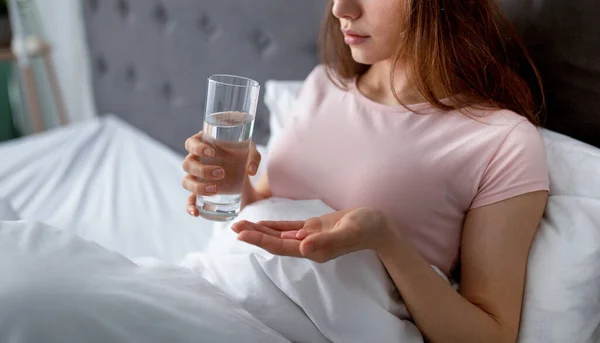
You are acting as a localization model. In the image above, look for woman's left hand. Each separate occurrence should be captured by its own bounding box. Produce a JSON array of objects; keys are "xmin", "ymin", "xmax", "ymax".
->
[{"xmin": 231, "ymin": 208, "xmax": 394, "ymax": 263}]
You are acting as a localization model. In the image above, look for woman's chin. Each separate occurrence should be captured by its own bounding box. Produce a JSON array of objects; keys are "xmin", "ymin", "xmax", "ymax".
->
[{"xmin": 349, "ymin": 49, "xmax": 380, "ymax": 66}]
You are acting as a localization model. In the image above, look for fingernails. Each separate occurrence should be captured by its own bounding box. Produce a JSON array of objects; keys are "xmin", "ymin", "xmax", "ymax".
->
[
  {"xmin": 204, "ymin": 148, "xmax": 215, "ymax": 157},
  {"xmin": 212, "ymin": 168, "xmax": 224, "ymax": 178},
  {"xmin": 205, "ymin": 184, "xmax": 217, "ymax": 193},
  {"xmin": 187, "ymin": 206, "xmax": 196, "ymax": 216},
  {"xmin": 281, "ymin": 231, "xmax": 300, "ymax": 239},
  {"xmin": 296, "ymin": 229, "xmax": 308, "ymax": 240},
  {"xmin": 248, "ymin": 164, "xmax": 258, "ymax": 175}
]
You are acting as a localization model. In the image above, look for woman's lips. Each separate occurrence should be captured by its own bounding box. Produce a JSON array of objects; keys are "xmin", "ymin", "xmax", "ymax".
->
[{"xmin": 343, "ymin": 31, "xmax": 370, "ymax": 45}]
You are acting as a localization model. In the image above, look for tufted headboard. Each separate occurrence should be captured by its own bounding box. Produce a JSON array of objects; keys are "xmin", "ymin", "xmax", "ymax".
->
[
  {"xmin": 82, "ymin": 0, "xmax": 325, "ymax": 153},
  {"xmin": 83, "ymin": 0, "xmax": 600, "ymax": 151}
]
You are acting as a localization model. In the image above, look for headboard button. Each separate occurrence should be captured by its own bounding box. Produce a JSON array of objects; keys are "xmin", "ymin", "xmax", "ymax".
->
[
  {"xmin": 89, "ymin": 0, "xmax": 99, "ymax": 13},
  {"xmin": 161, "ymin": 82, "xmax": 173, "ymax": 101},
  {"xmin": 250, "ymin": 29, "xmax": 272, "ymax": 55},
  {"xmin": 153, "ymin": 3, "xmax": 169, "ymax": 29},
  {"xmin": 95, "ymin": 55, "xmax": 108, "ymax": 75},
  {"xmin": 197, "ymin": 13, "xmax": 217, "ymax": 37},
  {"xmin": 117, "ymin": 0, "xmax": 130, "ymax": 20},
  {"xmin": 125, "ymin": 65, "xmax": 137, "ymax": 84}
]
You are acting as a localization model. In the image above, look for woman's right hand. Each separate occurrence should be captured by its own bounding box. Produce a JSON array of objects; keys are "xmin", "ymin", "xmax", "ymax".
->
[{"xmin": 181, "ymin": 131, "xmax": 262, "ymax": 217}]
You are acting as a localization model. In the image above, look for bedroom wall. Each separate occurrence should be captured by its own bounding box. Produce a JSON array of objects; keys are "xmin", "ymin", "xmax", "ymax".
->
[{"xmin": 34, "ymin": 0, "xmax": 96, "ymax": 123}]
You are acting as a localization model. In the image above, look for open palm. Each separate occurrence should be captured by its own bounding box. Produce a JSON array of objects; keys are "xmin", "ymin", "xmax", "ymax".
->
[{"xmin": 231, "ymin": 207, "xmax": 390, "ymax": 263}]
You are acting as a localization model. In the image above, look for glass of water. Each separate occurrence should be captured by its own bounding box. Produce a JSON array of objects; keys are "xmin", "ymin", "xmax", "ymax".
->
[{"xmin": 196, "ymin": 74, "xmax": 260, "ymax": 222}]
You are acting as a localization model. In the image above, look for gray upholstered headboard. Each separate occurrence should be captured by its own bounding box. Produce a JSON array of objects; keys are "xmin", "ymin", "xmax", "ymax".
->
[
  {"xmin": 82, "ymin": 0, "xmax": 325, "ymax": 153},
  {"xmin": 83, "ymin": 0, "xmax": 600, "ymax": 150}
]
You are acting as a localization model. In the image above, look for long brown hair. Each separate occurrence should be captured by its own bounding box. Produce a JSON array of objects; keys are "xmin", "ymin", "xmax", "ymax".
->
[{"xmin": 320, "ymin": 0, "xmax": 545, "ymax": 125}]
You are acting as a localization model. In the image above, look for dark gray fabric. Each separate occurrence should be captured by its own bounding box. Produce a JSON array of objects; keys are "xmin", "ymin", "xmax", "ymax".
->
[
  {"xmin": 82, "ymin": 0, "xmax": 324, "ymax": 153},
  {"xmin": 499, "ymin": 0, "xmax": 600, "ymax": 147}
]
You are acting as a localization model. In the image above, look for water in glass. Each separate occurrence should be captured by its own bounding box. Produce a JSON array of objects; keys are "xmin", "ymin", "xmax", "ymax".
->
[{"xmin": 196, "ymin": 111, "xmax": 254, "ymax": 221}]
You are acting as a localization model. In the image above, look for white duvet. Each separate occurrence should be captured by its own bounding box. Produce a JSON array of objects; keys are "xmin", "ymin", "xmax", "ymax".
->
[
  {"xmin": 0, "ymin": 221, "xmax": 286, "ymax": 343},
  {"xmin": 0, "ymin": 199, "xmax": 430, "ymax": 343}
]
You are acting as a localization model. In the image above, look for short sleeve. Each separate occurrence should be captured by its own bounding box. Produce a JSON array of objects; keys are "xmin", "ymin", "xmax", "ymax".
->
[{"xmin": 470, "ymin": 120, "xmax": 550, "ymax": 209}]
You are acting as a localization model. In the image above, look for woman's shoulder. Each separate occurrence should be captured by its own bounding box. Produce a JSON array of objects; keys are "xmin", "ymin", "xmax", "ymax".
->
[
  {"xmin": 459, "ymin": 106, "xmax": 531, "ymax": 127},
  {"xmin": 468, "ymin": 109, "xmax": 549, "ymax": 209},
  {"xmin": 304, "ymin": 64, "xmax": 330, "ymax": 85},
  {"xmin": 454, "ymin": 106, "xmax": 546, "ymax": 161},
  {"xmin": 302, "ymin": 64, "xmax": 353, "ymax": 92},
  {"xmin": 295, "ymin": 65, "xmax": 348, "ymax": 109},
  {"xmin": 457, "ymin": 106, "xmax": 541, "ymax": 140}
]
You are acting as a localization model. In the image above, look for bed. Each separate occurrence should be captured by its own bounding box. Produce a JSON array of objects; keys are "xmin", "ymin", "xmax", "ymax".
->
[{"xmin": 0, "ymin": 0, "xmax": 599, "ymax": 342}]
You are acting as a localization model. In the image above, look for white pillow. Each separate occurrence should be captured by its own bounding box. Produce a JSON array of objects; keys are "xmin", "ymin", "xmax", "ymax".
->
[
  {"xmin": 264, "ymin": 79, "xmax": 600, "ymax": 342},
  {"xmin": 255, "ymin": 80, "xmax": 303, "ymax": 185},
  {"xmin": 519, "ymin": 131, "xmax": 600, "ymax": 343},
  {"xmin": 264, "ymin": 80, "xmax": 304, "ymax": 151},
  {"xmin": 0, "ymin": 199, "xmax": 19, "ymax": 221}
]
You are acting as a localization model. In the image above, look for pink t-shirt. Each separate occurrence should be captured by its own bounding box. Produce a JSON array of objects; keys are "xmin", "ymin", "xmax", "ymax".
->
[{"xmin": 267, "ymin": 65, "xmax": 549, "ymax": 276}]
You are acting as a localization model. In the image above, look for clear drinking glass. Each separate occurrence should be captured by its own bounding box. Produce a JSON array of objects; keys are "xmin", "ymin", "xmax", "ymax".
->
[{"xmin": 196, "ymin": 75, "xmax": 260, "ymax": 222}]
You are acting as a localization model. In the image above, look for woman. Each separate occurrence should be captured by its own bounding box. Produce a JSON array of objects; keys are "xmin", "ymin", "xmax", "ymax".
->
[{"xmin": 182, "ymin": 0, "xmax": 549, "ymax": 341}]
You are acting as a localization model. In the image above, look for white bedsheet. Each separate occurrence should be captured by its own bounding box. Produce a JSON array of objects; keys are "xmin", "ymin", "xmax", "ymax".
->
[{"xmin": 0, "ymin": 115, "xmax": 214, "ymax": 262}]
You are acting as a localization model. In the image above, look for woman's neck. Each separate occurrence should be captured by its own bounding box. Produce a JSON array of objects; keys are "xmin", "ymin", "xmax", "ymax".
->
[{"xmin": 357, "ymin": 60, "xmax": 435, "ymax": 106}]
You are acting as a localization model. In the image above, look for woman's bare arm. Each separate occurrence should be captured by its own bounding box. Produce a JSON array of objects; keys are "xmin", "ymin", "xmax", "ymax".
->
[
  {"xmin": 377, "ymin": 191, "xmax": 548, "ymax": 343},
  {"xmin": 242, "ymin": 172, "xmax": 272, "ymax": 208}
]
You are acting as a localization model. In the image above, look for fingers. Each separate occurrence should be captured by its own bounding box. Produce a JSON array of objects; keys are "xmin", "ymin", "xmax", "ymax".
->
[
  {"xmin": 185, "ymin": 132, "xmax": 216, "ymax": 157},
  {"xmin": 187, "ymin": 193, "xmax": 199, "ymax": 217},
  {"xmin": 299, "ymin": 234, "xmax": 342, "ymax": 263},
  {"xmin": 295, "ymin": 217, "xmax": 323, "ymax": 239},
  {"xmin": 236, "ymin": 221, "xmax": 304, "ymax": 240},
  {"xmin": 300, "ymin": 219, "xmax": 361, "ymax": 260},
  {"xmin": 257, "ymin": 219, "xmax": 320, "ymax": 240},
  {"xmin": 246, "ymin": 141, "xmax": 262, "ymax": 176},
  {"xmin": 182, "ymin": 154, "xmax": 225, "ymax": 180},
  {"xmin": 237, "ymin": 230, "xmax": 302, "ymax": 257},
  {"xmin": 280, "ymin": 231, "xmax": 301, "ymax": 239},
  {"xmin": 231, "ymin": 220, "xmax": 281, "ymax": 237},
  {"xmin": 181, "ymin": 174, "xmax": 218, "ymax": 196},
  {"xmin": 257, "ymin": 221, "xmax": 305, "ymax": 232},
  {"xmin": 183, "ymin": 131, "xmax": 218, "ymax": 216}
]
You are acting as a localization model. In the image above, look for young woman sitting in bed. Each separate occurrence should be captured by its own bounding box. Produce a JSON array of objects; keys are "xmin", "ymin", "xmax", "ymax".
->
[{"xmin": 182, "ymin": 0, "xmax": 549, "ymax": 341}]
